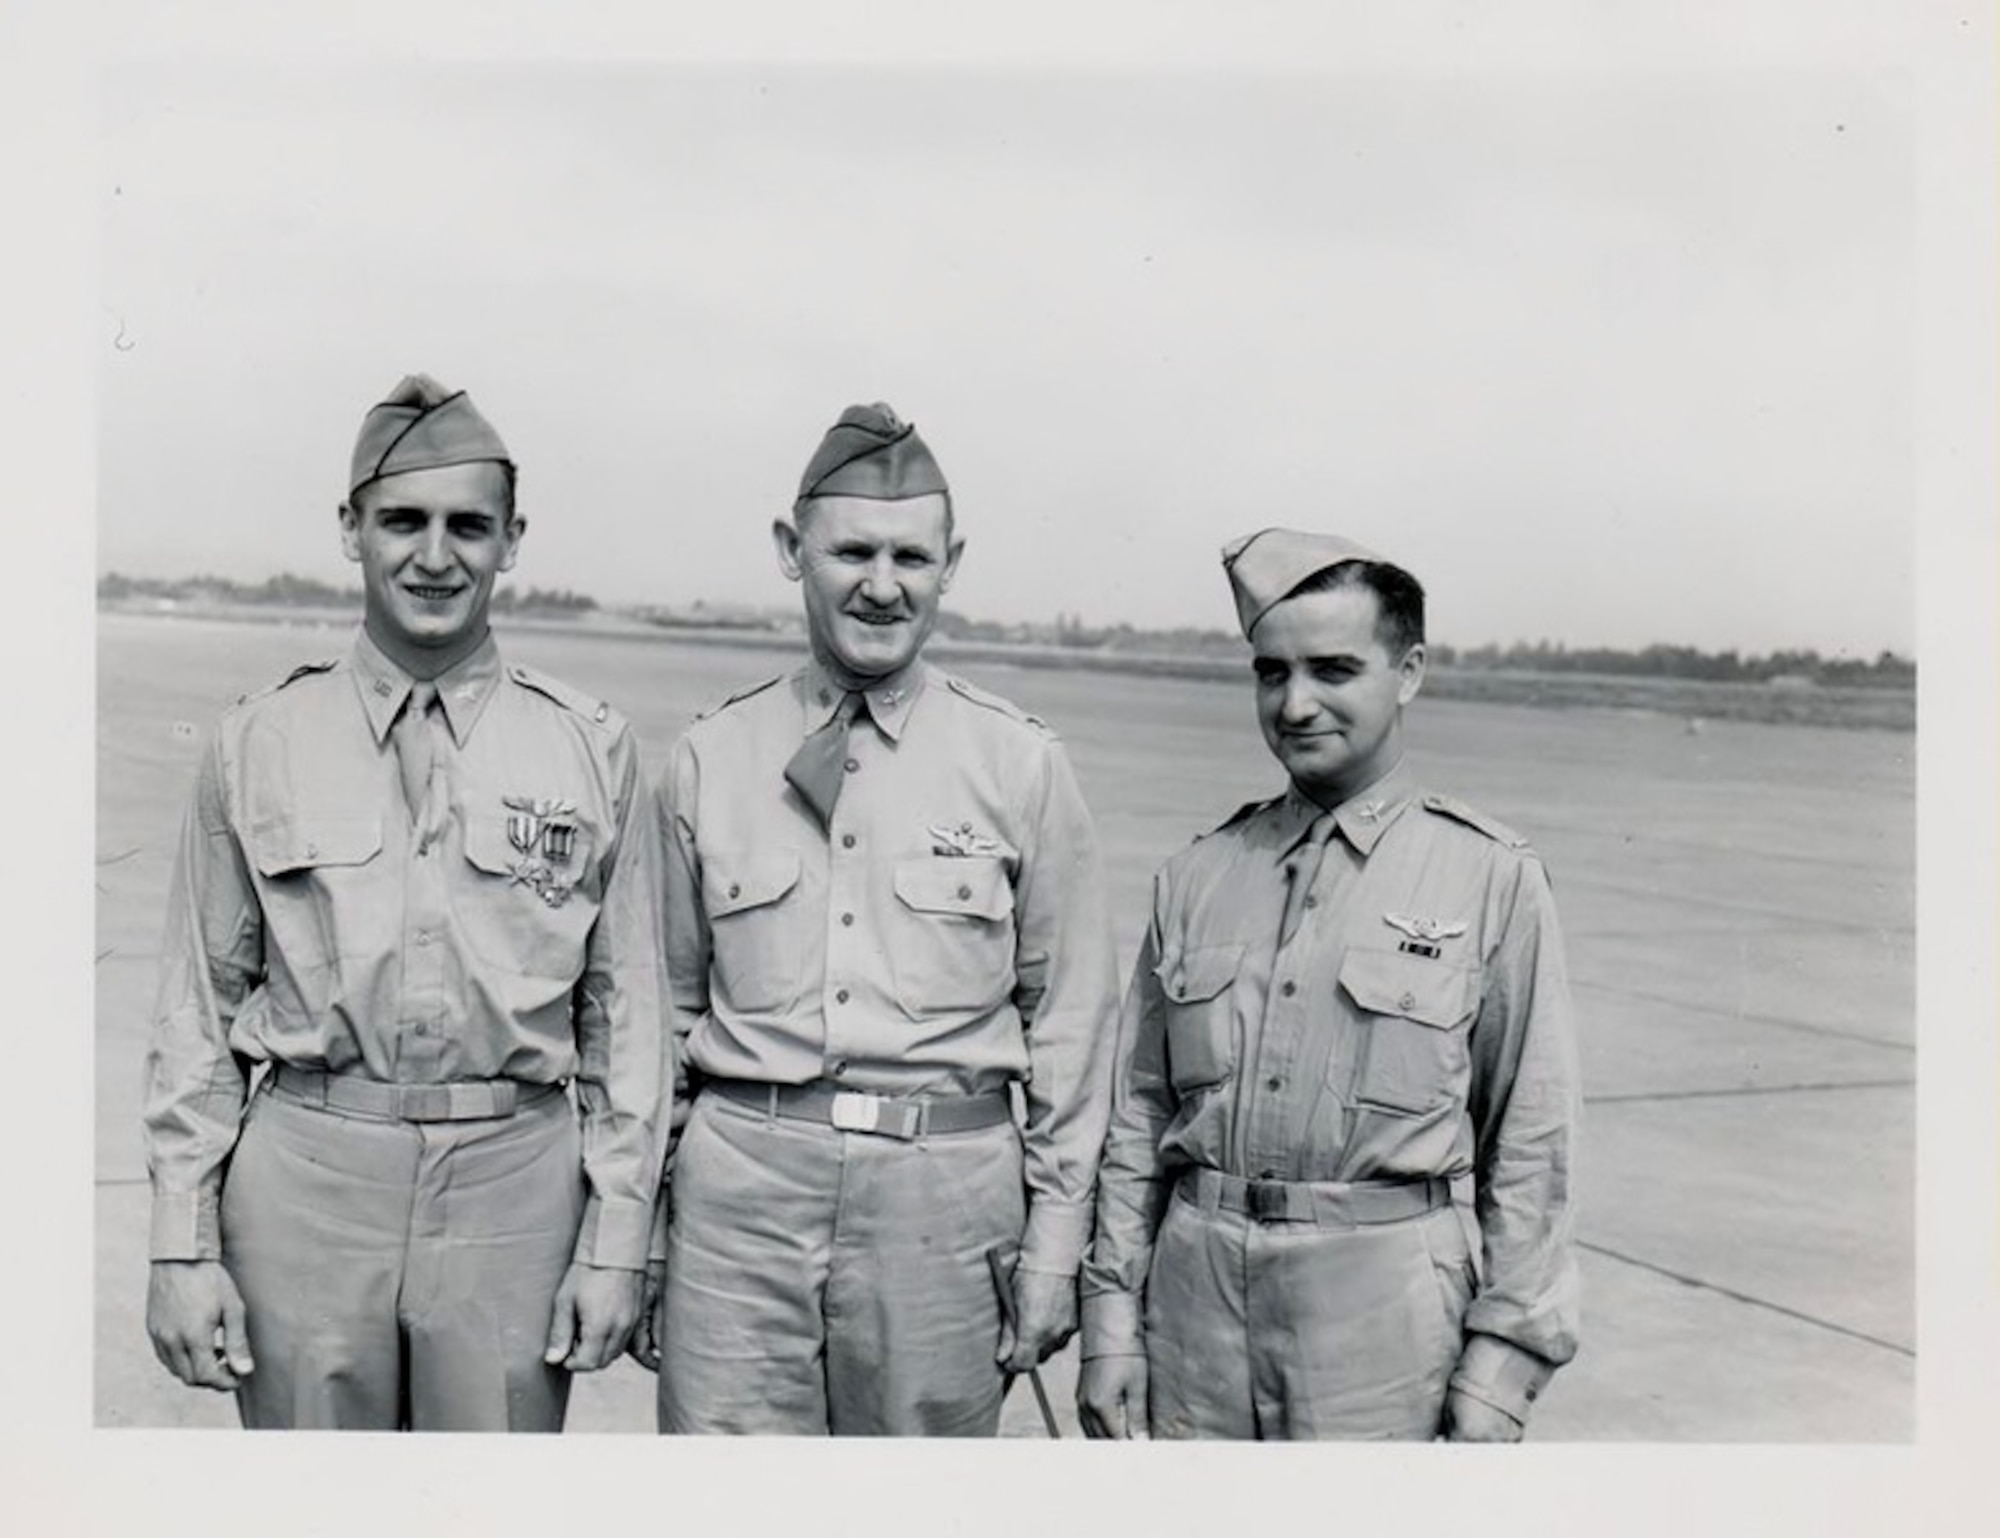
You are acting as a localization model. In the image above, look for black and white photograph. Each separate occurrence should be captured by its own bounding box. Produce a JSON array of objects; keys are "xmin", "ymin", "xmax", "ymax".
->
[{"xmin": 7, "ymin": 0, "xmax": 1996, "ymax": 1532}]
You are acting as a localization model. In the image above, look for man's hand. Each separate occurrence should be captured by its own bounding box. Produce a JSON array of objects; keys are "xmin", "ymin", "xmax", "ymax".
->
[
  {"xmin": 1077, "ymin": 1354, "xmax": 1150, "ymax": 1439},
  {"xmin": 996, "ymin": 1267, "xmax": 1078, "ymax": 1373},
  {"xmin": 624, "ymin": 1260, "xmax": 667, "ymax": 1372},
  {"xmin": 1442, "ymin": 1386, "xmax": 1527, "ymax": 1443},
  {"xmin": 543, "ymin": 1262, "xmax": 643, "ymax": 1373},
  {"xmin": 147, "ymin": 1260, "xmax": 253, "ymax": 1392}
]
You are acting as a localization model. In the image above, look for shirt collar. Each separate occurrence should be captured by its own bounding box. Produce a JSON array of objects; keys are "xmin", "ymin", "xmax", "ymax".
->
[
  {"xmin": 799, "ymin": 658, "xmax": 929, "ymax": 743},
  {"xmin": 1276, "ymin": 760, "xmax": 1418, "ymax": 862},
  {"xmin": 350, "ymin": 629, "xmax": 504, "ymax": 748}
]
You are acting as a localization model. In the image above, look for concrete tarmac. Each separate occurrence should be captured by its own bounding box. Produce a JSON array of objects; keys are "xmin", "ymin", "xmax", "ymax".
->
[{"xmin": 94, "ymin": 616, "xmax": 1913, "ymax": 1438}]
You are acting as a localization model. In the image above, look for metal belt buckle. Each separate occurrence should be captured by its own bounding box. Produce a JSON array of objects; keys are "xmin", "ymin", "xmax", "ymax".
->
[
  {"xmin": 1246, "ymin": 1180, "xmax": 1291, "ymax": 1223},
  {"xmin": 396, "ymin": 1084, "xmax": 452, "ymax": 1122},
  {"xmin": 830, "ymin": 1091, "xmax": 882, "ymax": 1134}
]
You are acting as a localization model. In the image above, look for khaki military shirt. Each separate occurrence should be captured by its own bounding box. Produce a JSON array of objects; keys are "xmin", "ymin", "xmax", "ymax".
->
[
  {"xmin": 1080, "ymin": 761, "xmax": 1580, "ymax": 1418},
  {"xmin": 143, "ymin": 631, "xmax": 669, "ymax": 1271},
  {"xmin": 656, "ymin": 660, "xmax": 1119, "ymax": 1276}
]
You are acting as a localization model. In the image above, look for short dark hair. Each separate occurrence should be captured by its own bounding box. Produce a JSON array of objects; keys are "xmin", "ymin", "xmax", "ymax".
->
[{"xmin": 1283, "ymin": 559, "xmax": 1425, "ymax": 657}]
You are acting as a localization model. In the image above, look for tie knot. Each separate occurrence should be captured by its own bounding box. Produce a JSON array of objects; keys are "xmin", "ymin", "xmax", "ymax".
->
[
  {"xmin": 408, "ymin": 680, "xmax": 439, "ymax": 715},
  {"xmin": 1304, "ymin": 810, "xmax": 1338, "ymax": 848}
]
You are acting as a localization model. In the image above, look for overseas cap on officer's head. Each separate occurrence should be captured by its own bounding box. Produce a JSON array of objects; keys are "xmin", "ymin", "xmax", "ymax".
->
[
  {"xmin": 1221, "ymin": 527, "xmax": 1388, "ymax": 638},
  {"xmin": 796, "ymin": 402, "xmax": 948, "ymax": 504},
  {"xmin": 349, "ymin": 373, "xmax": 513, "ymax": 498}
]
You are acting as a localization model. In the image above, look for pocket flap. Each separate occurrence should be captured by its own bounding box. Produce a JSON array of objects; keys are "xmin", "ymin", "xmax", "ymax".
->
[
  {"xmin": 1158, "ymin": 942, "xmax": 1244, "ymax": 1004},
  {"xmin": 893, "ymin": 858, "xmax": 1012, "ymax": 921},
  {"xmin": 706, "ymin": 850, "xmax": 803, "ymax": 917},
  {"xmin": 249, "ymin": 815, "xmax": 382, "ymax": 877},
  {"xmin": 1338, "ymin": 946, "xmax": 1477, "ymax": 1028}
]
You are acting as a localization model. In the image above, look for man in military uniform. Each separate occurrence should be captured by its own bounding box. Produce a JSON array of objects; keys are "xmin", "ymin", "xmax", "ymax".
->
[
  {"xmin": 142, "ymin": 374, "xmax": 668, "ymax": 1431},
  {"xmin": 1077, "ymin": 528, "xmax": 1579, "ymax": 1441},
  {"xmin": 634, "ymin": 402, "xmax": 1118, "ymax": 1435}
]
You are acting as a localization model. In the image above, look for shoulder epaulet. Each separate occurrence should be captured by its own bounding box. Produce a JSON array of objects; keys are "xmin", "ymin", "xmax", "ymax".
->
[
  {"xmin": 1200, "ymin": 796, "xmax": 1276, "ymax": 839},
  {"xmin": 943, "ymin": 673, "xmax": 1050, "ymax": 733},
  {"xmin": 695, "ymin": 673, "xmax": 785, "ymax": 721},
  {"xmin": 1420, "ymin": 792, "xmax": 1534, "ymax": 851},
  {"xmin": 235, "ymin": 657, "xmax": 338, "ymax": 706},
  {"xmin": 508, "ymin": 663, "xmax": 620, "ymax": 727}
]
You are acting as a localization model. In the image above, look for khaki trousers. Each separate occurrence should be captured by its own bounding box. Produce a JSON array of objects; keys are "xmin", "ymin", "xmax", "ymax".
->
[
  {"xmin": 657, "ymin": 1089, "xmax": 1024, "ymax": 1435},
  {"xmin": 1145, "ymin": 1185, "xmax": 1476, "ymax": 1440},
  {"xmin": 219, "ymin": 1080, "xmax": 584, "ymax": 1431}
]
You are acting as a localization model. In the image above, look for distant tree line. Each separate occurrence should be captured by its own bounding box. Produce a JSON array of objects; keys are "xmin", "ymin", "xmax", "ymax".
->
[
  {"xmin": 98, "ymin": 571, "xmax": 597, "ymax": 615},
  {"xmin": 936, "ymin": 612, "xmax": 1913, "ymax": 687},
  {"xmin": 100, "ymin": 573, "xmax": 1909, "ymax": 686},
  {"xmin": 1429, "ymin": 639, "xmax": 1914, "ymax": 689}
]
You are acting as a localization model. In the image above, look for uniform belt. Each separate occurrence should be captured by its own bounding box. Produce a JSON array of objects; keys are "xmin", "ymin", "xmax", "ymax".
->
[
  {"xmin": 704, "ymin": 1078, "xmax": 1013, "ymax": 1141},
  {"xmin": 269, "ymin": 1065, "xmax": 561, "ymax": 1123},
  {"xmin": 1177, "ymin": 1168, "xmax": 1453, "ymax": 1227}
]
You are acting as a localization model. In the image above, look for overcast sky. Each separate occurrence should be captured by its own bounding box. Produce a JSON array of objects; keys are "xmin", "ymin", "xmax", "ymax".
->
[{"xmin": 98, "ymin": 54, "xmax": 1912, "ymax": 657}]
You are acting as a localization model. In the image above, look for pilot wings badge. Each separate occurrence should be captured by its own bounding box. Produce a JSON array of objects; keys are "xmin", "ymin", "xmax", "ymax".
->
[{"xmin": 1383, "ymin": 911, "xmax": 1466, "ymax": 959}]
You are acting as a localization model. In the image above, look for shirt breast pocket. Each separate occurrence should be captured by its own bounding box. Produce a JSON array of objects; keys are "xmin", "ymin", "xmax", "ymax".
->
[
  {"xmin": 1337, "ymin": 945, "xmax": 1479, "ymax": 1117},
  {"xmin": 248, "ymin": 814, "xmax": 384, "ymax": 970},
  {"xmin": 1157, "ymin": 942, "xmax": 1243, "ymax": 1094},
  {"xmin": 888, "ymin": 857, "xmax": 1016, "ymax": 1014},
  {"xmin": 704, "ymin": 850, "xmax": 806, "ymax": 1014},
  {"xmin": 460, "ymin": 815, "xmax": 603, "ymax": 980}
]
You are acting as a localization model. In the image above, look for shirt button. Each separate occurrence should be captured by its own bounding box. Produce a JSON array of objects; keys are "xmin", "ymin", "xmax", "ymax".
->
[
  {"xmin": 841, "ymin": 834, "xmax": 856, "ymax": 849},
  {"xmin": 1399, "ymin": 992, "xmax": 1416, "ymax": 1010},
  {"xmin": 843, "ymin": 758, "xmax": 860, "ymax": 773},
  {"xmin": 1266, "ymin": 1076, "xmax": 1283, "ymax": 1091},
  {"xmin": 835, "ymin": 988, "xmax": 850, "ymax": 1004},
  {"xmin": 1280, "ymin": 980, "xmax": 1297, "ymax": 997},
  {"xmin": 840, "ymin": 912, "xmax": 855, "ymax": 927},
  {"xmin": 728, "ymin": 882, "xmax": 741, "ymax": 899},
  {"xmin": 304, "ymin": 842, "xmax": 318, "ymax": 858},
  {"xmin": 956, "ymin": 884, "xmax": 972, "ymax": 901},
  {"xmin": 832, "ymin": 1061, "xmax": 848, "ymax": 1078},
  {"xmin": 415, "ymin": 930, "xmax": 432, "ymax": 946},
  {"xmin": 1303, "ymin": 895, "xmax": 1317, "ymax": 909}
]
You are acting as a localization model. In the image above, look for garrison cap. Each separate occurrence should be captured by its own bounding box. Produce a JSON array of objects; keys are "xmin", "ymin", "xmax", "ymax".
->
[
  {"xmin": 796, "ymin": 402, "xmax": 948, "ymax": 504},
  {"xmin": 1221, "ymin": 527, "xmax": 1389, "ymax": 638},
  {"xmin": 349, "ymin": 373, "xmax": 513, "ymax": 498}
]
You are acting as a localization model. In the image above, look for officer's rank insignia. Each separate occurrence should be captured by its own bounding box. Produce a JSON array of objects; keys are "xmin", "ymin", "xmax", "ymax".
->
[
  {"xmin": 1383, "ymin": 912, "xmax": 1466, "ymax": 959},
  {"xmin": 930, "ymin": 821, "xmax": 1003, "ymax": 858},
  {"xmin": 502, "ymin": 794, "xmax": 580, "ymax": 906}
]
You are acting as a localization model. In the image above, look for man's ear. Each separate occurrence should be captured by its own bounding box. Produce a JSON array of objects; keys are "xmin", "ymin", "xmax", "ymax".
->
[
  {"xmin": 939, "ymin": 532, "xmax": 967, "ymax": 593},
  {"xmin": 772, "ymin": 515, "xmax": 805, "ymax": 581},
  {"xmin": 500, "ymin": 515, "xmax": 527, "ymax": 573},
  {"xmin": 1396, "ymin": 642, "xmax": 1428, "ymax": 707},
  {"xmin": 338, "ymin": 502, "xmax": 362, "ymax": 562}
]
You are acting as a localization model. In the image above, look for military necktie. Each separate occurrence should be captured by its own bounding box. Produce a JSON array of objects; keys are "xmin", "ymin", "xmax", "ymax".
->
[
  {"xmin": 1278, "ymin": 812, "xmax": 1338, "ymax": 948},
  {"xmin": 784, "ymin": 690, "xmax": 868, "ymax": 830},
  {"xmin": 392, "ymin": 680, "xmax": 441, "ymax": 824}
]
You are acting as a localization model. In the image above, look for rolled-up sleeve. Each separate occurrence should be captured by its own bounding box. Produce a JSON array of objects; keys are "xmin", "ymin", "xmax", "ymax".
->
[
  {"xmin": 142, "ymin": 734, "xmax": 262, "ymax": 1262},
  {"xmin": 1454, "ymin": 854, "xmax": 1582, "ymax": 1417},
  {"xmin": 1008, "ymin": 740, "xmax": 1119, "ymax": 1278},
  {"xmin": 1078, "ymin": 903, "xmax": 1179, "ymax": 1358},
  {"xmin": 567, "ymin": 726, "xmax": 671, "ymax": 1272}
]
